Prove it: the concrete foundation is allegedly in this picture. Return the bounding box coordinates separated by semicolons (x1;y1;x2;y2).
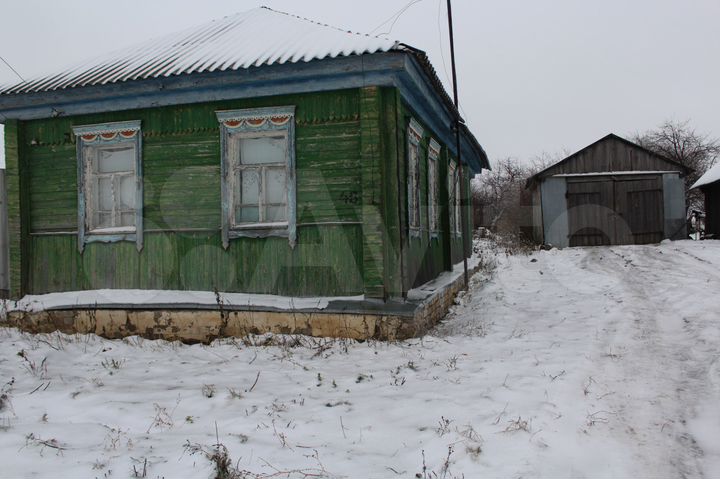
5;263;479;343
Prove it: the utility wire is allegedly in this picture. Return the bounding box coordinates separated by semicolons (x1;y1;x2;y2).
0;54;26;83
436;0;470;123
371;0;424;36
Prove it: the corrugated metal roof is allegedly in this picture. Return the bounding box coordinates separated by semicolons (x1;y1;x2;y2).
0;6;400;94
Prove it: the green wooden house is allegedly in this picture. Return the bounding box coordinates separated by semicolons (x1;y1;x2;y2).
0;7;488;341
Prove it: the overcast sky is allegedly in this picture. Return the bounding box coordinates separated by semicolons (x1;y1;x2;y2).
1;0;719;169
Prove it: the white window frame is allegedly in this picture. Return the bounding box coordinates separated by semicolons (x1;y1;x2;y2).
407;118;423;237
216;106;296;249
73;120;143;253
428;138;440;238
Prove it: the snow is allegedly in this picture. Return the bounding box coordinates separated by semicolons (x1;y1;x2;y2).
691;163;720;189
10;290;366;313
1;239;719;478
553;170;679;177
1;7;398;95
407;255;481;301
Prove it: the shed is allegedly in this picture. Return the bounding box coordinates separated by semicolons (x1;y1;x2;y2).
691;163;720;237
527;134;688;247
0;7;489;341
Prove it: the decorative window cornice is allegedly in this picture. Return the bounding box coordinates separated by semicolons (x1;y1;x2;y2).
408;118;423;144
216;106;295;130
72;120;142;143
429;138;441;159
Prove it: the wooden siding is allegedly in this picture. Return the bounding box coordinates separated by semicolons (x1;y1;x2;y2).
536;135;686;180
15;90;367;297
397;103;470;289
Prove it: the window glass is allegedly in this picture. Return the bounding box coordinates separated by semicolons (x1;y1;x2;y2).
120;176;135;209
239;170;260;205
236;206;259;224
239;136;286;165
266;168;286;204
98;177;113;211
97;146;134;173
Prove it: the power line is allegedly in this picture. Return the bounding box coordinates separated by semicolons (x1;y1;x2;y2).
370;0;424;36
0;54;26;83
436;0;470;123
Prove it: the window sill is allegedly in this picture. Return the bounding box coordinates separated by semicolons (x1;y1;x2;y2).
85;232;137;244
229;223;289;239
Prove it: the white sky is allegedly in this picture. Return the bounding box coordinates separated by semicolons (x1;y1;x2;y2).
1;0;719;169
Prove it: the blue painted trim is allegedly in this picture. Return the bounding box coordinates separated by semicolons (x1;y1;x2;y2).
0;53;487;173
216;106;297;249
73;120;143;252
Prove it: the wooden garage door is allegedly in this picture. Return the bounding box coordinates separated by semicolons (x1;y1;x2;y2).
567;176;664;246
567;179;614;246
614;177;664;244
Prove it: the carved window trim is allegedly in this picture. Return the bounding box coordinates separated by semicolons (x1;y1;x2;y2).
216;106;296;249
73;120;143;253
428;138;440;238
407;118;423;238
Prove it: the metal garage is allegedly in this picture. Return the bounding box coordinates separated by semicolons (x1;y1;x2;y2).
527;134;689;248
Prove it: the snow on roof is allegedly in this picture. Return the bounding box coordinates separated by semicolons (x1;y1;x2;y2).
0;7;400;95
691;163;720;189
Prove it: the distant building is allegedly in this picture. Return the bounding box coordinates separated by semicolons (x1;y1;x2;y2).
526;134;688;247
691;163;720;238
0;7;488;340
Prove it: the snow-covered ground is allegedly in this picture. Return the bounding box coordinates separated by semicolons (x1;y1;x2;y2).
1;239;719;478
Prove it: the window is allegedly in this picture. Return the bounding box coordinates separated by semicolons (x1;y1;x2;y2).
216;106;296;249
407;118;423;236
73;120;143;252
428;138;440;236
448;160;457;236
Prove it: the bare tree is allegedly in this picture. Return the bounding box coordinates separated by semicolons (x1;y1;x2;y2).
633;120;720;209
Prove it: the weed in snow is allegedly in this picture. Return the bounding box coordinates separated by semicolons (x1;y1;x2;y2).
101;357;125;372
502;416;531;434
436;416;453;436
23;432;67;456
202;384;217;398
17;350;48;378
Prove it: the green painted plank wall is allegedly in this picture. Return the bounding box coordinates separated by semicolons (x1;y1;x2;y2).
397;103;458;289
18;89;366;297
